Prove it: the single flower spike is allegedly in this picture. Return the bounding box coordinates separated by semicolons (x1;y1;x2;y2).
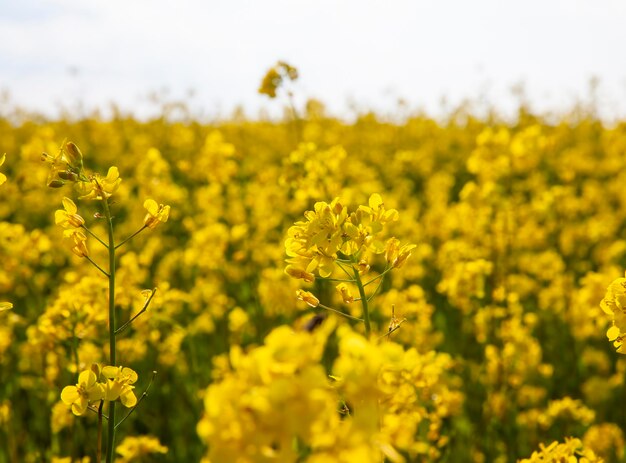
61;369;106;416
55;197;85;229
143;199;170;229
0;154;7;186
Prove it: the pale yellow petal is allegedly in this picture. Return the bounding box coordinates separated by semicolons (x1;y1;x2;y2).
62;197;77;215
143;199;158;216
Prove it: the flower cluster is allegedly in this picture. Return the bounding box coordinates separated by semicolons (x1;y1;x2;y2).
285;194;412;279
601;273;626;353
60;364;138;416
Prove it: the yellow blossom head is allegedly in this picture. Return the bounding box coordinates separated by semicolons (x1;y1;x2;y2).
143;199;170;229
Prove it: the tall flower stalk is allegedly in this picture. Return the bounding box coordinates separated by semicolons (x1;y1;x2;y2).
286;194;414;336
44;141;170;462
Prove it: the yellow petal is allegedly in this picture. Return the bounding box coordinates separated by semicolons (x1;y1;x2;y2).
144;199;158;216
106;166;119;182
62;197;77;215
120;390;137;408
102;366;120;378
369;193;383;210
61;386;80;405
0;302;12;312
0;172;6;186
78;370;97;388
0;153;5;167
607;325;621;341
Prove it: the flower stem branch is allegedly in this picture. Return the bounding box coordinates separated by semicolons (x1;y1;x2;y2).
115;288;157;335
81;225;108;249
85;256;109;277
318;303;364;322
115;371;157;430
363;266;393;287
115;225;147;250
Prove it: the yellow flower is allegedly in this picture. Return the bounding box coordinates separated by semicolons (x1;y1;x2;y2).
285;265;315;283
102;366;138;408
601;273;626;353
336;283;354;304
76;166;122;200
65;229;89;258
55;197;85;229
143;199;170;229
296;289;320;307
42;141;85;188
60;369;105;416
258;61;299;98
385;238;416;269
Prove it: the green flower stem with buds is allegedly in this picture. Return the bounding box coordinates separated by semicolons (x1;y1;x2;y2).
101;197;117;463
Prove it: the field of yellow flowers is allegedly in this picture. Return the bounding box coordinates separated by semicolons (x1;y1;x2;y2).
1;93;626;462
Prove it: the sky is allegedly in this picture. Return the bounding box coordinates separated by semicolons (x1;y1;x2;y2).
1;0;625;120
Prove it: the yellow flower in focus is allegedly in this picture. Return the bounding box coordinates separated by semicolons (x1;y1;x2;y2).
101;365;138;408
55;197;85;229
143;199;170;229
77;166;122;200
0;153;7;186
60;369;105;416
296;289;320;307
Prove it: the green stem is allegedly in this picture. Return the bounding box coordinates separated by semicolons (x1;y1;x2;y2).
115;371;157;430
85;256;109;277
115;288;157;335
362;266;393;286
318;303;364;322
81;225;108;249
102;198;117;463
352;266;371;337
115;225;147;250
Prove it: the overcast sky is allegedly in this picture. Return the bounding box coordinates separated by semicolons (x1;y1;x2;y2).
1;0;625;119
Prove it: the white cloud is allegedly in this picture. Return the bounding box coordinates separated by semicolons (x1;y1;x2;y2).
1;0;625;118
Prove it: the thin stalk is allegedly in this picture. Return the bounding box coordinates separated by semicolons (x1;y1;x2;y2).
115;371;157;430
352;267;371;337
316;276;355;283
115;288;157;335
85;256;109;277
335;261;354;279
318;303;364;322
101;198;117;463
363;266;393;286
115;225;147;250
81;225;108;249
